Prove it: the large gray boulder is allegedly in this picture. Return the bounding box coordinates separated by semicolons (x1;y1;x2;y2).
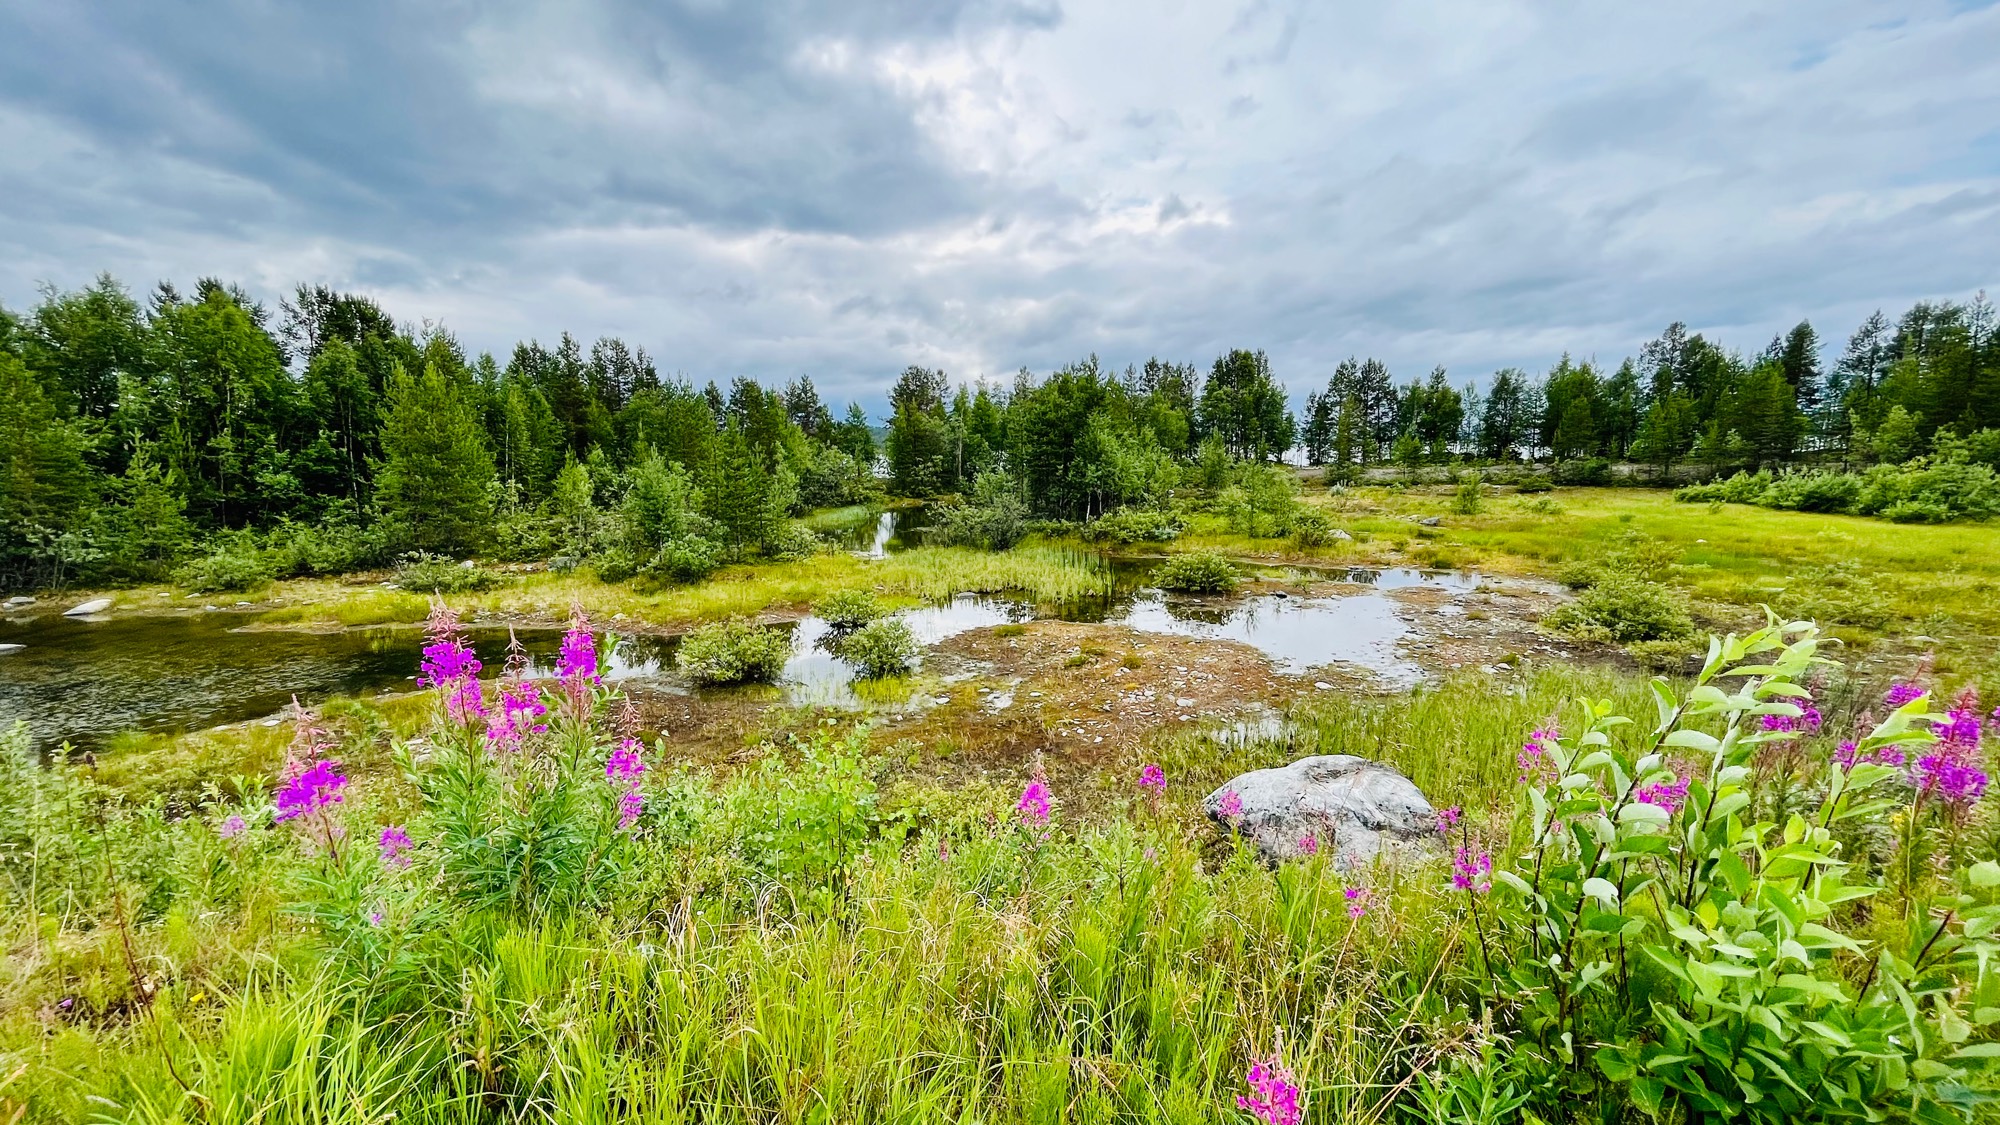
1205;755;1439;868
64;597;113;616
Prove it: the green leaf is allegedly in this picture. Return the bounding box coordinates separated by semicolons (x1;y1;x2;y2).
1664;729;1722;753
1949;1043;2000;1059
1582;878;1620;907
1971;861;2000;889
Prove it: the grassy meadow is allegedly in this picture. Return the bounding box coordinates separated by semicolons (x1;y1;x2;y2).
9;484;2000;1123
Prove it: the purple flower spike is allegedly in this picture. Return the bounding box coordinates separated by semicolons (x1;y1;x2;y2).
275;759;347;823
1237;1053;1303;1125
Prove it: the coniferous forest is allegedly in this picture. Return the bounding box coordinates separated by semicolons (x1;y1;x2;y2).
4;273;1999;592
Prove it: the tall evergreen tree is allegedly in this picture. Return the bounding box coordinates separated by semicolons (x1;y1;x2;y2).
1196;349;1293;461
375;363;495;555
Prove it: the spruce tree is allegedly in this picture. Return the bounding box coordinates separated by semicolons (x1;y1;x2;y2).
375;362;495;555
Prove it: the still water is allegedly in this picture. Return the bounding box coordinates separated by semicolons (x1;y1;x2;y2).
0;518;1479;750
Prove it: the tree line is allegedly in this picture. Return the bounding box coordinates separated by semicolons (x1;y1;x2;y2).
4;271;1997;587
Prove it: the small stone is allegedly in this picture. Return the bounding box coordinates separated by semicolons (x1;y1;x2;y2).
1418;516;1442;527
3;595;34;607
63;597;114;616
0;643;23;655
1175;697;1196;707
1313;681;1332;690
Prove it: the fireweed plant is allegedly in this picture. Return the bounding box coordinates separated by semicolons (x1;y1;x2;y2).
1444;618;2000;1123
9;617;2000;1122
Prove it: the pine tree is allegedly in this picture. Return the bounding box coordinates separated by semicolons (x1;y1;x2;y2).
702;424;776;554
375;363;495;555
0;352;93;581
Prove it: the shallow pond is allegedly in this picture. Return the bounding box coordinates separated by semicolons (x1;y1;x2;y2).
0;563;1479;750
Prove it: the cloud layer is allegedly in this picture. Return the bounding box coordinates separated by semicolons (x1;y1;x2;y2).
2;0;1996;408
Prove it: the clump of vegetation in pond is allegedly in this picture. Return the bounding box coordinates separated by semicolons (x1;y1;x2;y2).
393;552;501;594
831;618;918;678
814;589;886;629
675;617;789;685
925;472;1030;550
1153;551;1239;593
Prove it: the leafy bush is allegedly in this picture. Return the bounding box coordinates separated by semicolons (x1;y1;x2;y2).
1082;505;1186;544
723;730;888;898
765;521;827;561
675;617;791;685
1153;551;1238;594
1218;465;1301;538
926;472;1030;550
1289;506;1346;548
1549;457;1613;486
815;589;885;629
1513;474;1554;494
1678;462;2000;523
834;619;919;678
1463;622;2000;1122
1543;574;1695;643
264;509;388;577
1451;475;1483;515
172;533;274;592
393;552;500;594
642;535;724;584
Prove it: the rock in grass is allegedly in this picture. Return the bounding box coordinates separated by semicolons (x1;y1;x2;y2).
1205;755;1439;868
63;597;113;616
0;643;22;655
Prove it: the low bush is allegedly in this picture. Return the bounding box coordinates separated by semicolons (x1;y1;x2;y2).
926;473;1030;551
1288;506;1346;548
172;533;274;593
1549;457;1613;486
814;589;885;629
1082;506;1186;544
393;552;500;594
642;535;724;584
1678;460;2000;523
1513;474;1554;494
675;617;791;685
834;618;919;678
765;521;827;561
1153;551;1238;594
1543;574;1695;643
1451;475;1483;515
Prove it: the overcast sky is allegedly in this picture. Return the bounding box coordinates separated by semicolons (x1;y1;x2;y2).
2;1;1996;411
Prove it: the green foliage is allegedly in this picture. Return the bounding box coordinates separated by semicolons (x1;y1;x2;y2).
1774;560;1894;628
831;618;920;678
393;551;500;594
1152;551;1239;593
375;363;496;555
1678;462;2000;523
1219;463;1302;537
1463;623;2000;1122
675;617;790;684
814;588;885;629
1288;505;1345;548
1452;474;1484;515
0;352;94;586
172;531;276;592
764;520;826;561
1544;574;1696;643
723;730;889;898
1081;505;1186;544
926;471;1029;550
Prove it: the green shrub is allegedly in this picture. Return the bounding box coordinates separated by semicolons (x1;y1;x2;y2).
1774;561;1894;628
835;618;919;678
643;535;724;584
172;533;274;593
393;552;500;594
765;521;827;561
1543;575;1695;643
1082;506;1185;544
926;472;1030;551
815;589;885;629
1451;475;1483;515
1513;474;1554;494
1549;457;1612;486
1153;551;1238;594
676;617;791;685
1289;506;1345;548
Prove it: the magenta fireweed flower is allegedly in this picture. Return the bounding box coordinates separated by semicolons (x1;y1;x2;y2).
1218;789;1244;821
1634;778;1690;815
1452;846;1492;893
419;638;482;689
1236;1053;1302;1125
1299;832;1319;856
1138;763;1166;792
1434;805;1462;835
218;813;248;839
378;825;413;868
607;739;646;783
1939;707;1984;751
616;786;644;830
1517;727;1560;783
1017;779;1052;827
367;909;384;927
1886;682;1926;708
275;759;347;822
485;681;549;749
1762;706;1823;734
557;624;600;685
1913;744;1989;809
447;676;486;722
1344;886;1371;918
